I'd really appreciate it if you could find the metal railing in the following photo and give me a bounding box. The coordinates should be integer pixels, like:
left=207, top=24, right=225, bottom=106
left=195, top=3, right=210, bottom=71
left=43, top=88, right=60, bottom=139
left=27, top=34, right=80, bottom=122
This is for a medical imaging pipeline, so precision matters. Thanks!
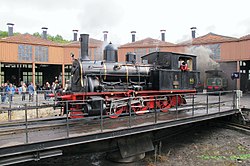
left=0, top=90, right=241, bottom=148
left=0, top=90, right=57, bottom=121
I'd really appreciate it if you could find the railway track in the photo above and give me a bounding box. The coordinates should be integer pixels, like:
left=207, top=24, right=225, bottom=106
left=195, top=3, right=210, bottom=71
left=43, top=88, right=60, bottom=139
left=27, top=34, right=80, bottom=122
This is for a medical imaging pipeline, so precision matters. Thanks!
left=0, top=116, right=68, bottom=136
left=213, top=121, right=250, bottom=134
left=0, top=102, right=238, bottom=138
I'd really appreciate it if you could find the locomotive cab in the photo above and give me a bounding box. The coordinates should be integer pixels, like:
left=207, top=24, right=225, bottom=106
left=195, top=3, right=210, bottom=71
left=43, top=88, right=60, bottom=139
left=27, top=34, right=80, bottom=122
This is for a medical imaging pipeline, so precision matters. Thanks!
left=178, top=57, right=193, bottom=71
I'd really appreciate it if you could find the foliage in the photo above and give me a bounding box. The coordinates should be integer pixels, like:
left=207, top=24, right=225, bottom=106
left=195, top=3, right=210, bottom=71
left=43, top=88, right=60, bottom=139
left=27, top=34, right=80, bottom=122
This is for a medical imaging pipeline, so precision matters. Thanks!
left=0, top=31, right=20, bottom=38
left=0, top=30, right=70, bottom=44
left=32, top=32, right=41, bottom=38
left=0, top=31, right=8, bottom=38
left=197, top=154, right=250, bottom=160
left=33, top=32, right=70, bottom=43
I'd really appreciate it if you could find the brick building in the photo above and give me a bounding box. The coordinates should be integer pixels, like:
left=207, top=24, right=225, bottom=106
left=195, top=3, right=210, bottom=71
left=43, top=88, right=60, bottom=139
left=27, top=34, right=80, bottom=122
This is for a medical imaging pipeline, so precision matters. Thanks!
left=118, top=29, right=250, bottom=92
left=1, top=25, right=250, bottom=92
left=0, top=26, right=103, bottom=88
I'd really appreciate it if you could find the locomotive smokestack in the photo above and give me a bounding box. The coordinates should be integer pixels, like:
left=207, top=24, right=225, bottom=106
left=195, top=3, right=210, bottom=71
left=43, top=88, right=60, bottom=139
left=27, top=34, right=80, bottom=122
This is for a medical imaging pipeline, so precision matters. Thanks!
left=103, top=31, right=108, bottom=41
left=42, top=27, right=48, bottom=39
left=191, top=27, right=197, bottom=39
left=7, top=23, right=14, bottom=36
left=131, top=31, right=136, bottom=42
left=73, top=30, right=78, bottom=41
left=160, top=29, right=166, bottom=41
left=80, top=34, right=90, bottom=61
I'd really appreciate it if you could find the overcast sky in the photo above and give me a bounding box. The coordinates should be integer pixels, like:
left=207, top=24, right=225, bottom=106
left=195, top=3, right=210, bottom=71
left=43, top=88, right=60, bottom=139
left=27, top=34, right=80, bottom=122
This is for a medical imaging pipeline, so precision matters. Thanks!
left=1, top=0, right=250, bottom=44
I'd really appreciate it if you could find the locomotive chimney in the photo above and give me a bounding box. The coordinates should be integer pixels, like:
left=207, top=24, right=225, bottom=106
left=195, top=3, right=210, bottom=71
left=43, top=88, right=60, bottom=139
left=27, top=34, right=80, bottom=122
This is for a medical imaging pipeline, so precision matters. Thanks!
left=103, top=31, right=108, bottom=41
left=73, top=30, right=78, bottom=41
left=42, top=27, right=48, bottom=39
left=160, top=29, right=166, bottom=41
left=131, top=31, right=136, bottom=42
left=7, top=23, right=14, bottom=36
left=191, top=27, right=197, bottom=39
left=80, top=34, right=90, bottom=61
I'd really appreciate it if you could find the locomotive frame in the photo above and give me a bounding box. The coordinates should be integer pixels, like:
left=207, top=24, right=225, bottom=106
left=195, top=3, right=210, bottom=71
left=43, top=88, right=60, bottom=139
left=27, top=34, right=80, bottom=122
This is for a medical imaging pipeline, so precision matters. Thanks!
left=56, top=34, right=200, bottom=119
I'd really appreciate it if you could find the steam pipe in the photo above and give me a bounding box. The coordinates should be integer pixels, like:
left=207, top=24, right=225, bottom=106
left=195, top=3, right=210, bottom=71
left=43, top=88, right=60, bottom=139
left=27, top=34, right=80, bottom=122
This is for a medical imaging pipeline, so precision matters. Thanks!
left=80, top=34, right=90, bottom=61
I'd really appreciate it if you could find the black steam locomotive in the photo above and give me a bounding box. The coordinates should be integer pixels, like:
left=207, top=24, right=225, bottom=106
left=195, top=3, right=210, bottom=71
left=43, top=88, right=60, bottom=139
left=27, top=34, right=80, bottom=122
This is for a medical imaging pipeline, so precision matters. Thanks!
left=57, top=34, right=200, bottom=118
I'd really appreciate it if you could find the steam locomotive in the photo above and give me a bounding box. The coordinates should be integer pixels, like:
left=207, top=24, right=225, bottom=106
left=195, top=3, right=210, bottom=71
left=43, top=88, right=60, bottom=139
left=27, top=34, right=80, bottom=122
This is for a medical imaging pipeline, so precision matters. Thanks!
left=57, top=34, right=200, bottom=118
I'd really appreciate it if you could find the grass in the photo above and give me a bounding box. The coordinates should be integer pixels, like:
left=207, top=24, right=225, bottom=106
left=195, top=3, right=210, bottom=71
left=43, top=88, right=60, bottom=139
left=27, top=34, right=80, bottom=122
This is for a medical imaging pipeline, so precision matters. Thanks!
left=197, top=154, right=250, bottom=161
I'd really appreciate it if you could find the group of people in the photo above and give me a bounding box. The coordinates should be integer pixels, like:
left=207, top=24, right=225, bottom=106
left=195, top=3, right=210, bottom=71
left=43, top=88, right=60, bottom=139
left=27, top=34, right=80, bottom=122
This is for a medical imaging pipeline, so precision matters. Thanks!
left=43, top=81, right=61, bottom=100
left=0, top=82, right=35, bottom=103
left=0, top=79, right=64, bottom=103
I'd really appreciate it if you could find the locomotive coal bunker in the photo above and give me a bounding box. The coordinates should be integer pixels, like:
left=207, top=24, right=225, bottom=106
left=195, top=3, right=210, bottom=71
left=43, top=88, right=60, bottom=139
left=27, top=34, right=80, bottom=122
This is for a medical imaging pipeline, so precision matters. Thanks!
left=59, top=34, right=200, bottom=118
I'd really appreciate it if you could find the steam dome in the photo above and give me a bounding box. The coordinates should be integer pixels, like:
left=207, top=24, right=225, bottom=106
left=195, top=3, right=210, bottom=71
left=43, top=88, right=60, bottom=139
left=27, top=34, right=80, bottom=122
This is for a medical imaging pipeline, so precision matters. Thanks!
left=103, top=42, right=118, bottom=62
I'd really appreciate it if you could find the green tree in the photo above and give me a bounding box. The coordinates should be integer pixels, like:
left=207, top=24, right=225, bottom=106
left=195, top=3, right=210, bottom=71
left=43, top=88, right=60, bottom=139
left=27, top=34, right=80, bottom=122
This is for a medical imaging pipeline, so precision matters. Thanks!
left=33, top=32, right=41, bottom=37
left=0, top=31, right=20, bottom=38
left=0, top=31, right=9, bottom=38
left=33, top=32, right=69, bottom=43
left=1, top=30, right=69, bottom=43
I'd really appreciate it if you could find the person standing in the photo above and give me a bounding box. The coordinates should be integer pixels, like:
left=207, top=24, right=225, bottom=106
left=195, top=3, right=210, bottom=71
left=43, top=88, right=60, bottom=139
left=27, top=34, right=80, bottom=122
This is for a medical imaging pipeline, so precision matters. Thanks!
left=4, top=83, right=10, bottom=103
left=1, top=83, right=8, bottom=103
left=28, top=82, right=35, bottom=102
left=44, top=82, right=50, bottom=100
left=0, top=83, right=5, bottom=103
left=6, top=83, right=15, bottom=102
left=21, top=83, right=27, bottom=101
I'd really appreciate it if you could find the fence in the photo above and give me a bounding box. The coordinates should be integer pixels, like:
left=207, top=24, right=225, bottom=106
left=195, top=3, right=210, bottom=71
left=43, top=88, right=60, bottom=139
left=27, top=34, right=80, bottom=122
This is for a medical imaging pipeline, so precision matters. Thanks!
left=0, top=90, right=241, bottom=147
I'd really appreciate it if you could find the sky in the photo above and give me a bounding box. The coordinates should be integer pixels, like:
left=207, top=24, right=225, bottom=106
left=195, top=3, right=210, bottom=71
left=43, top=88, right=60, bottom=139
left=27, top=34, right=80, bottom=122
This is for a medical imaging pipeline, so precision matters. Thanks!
left=1, top=0, right=250, bottom=45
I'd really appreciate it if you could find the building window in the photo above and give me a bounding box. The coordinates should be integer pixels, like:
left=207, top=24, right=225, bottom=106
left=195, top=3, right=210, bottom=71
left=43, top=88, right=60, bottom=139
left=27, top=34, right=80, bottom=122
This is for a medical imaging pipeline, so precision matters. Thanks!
left=18, top=45, right=32, bottom=61
left=78, top=48, right=94, bottom=60
left=88, top=48, right=92, bottom=60
left=78, top=49, right=81, bottom=59
left=94, top=48, right=102, bottom=60
left=35, top=46, right=48, bottom=62
left=1, top=71, right=4, bottom=83
left=64, top=65, right=72, bottom=83
left=240, top=61, right=246, bottom=66
left=64, top=65, right=72, bottom=70
left=22, top=72, right=32, bottom=84
left=35, top=72, right=43, bottom=85
left=64, top=72, right=71, bottom=82
left=134, top=48, right=147, bottom=63
left=248, top=70, right=250, bottom=80
left=149, top=47, right=160, bottom=53
left=206, top=44, right=221, bottom=60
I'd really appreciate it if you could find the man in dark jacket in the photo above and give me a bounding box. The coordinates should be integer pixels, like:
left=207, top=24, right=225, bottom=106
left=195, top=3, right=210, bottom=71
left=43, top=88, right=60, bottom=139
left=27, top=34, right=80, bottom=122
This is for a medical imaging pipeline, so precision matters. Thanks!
left=28, top=82, right=35, bottom=102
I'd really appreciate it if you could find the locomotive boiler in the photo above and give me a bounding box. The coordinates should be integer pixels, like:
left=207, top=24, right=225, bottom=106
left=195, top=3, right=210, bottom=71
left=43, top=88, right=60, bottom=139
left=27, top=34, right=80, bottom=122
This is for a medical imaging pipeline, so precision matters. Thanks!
left=57, top=34, right=200, bottom=118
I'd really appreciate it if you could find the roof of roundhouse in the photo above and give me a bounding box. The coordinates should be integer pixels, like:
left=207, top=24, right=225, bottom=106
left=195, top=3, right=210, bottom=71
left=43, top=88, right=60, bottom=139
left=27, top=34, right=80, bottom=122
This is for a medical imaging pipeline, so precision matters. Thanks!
left=0, top=33, right=61, bottom=46
left=119, top=37, right=176, bottom=48
left=178, top=32, right=238, bottom=46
